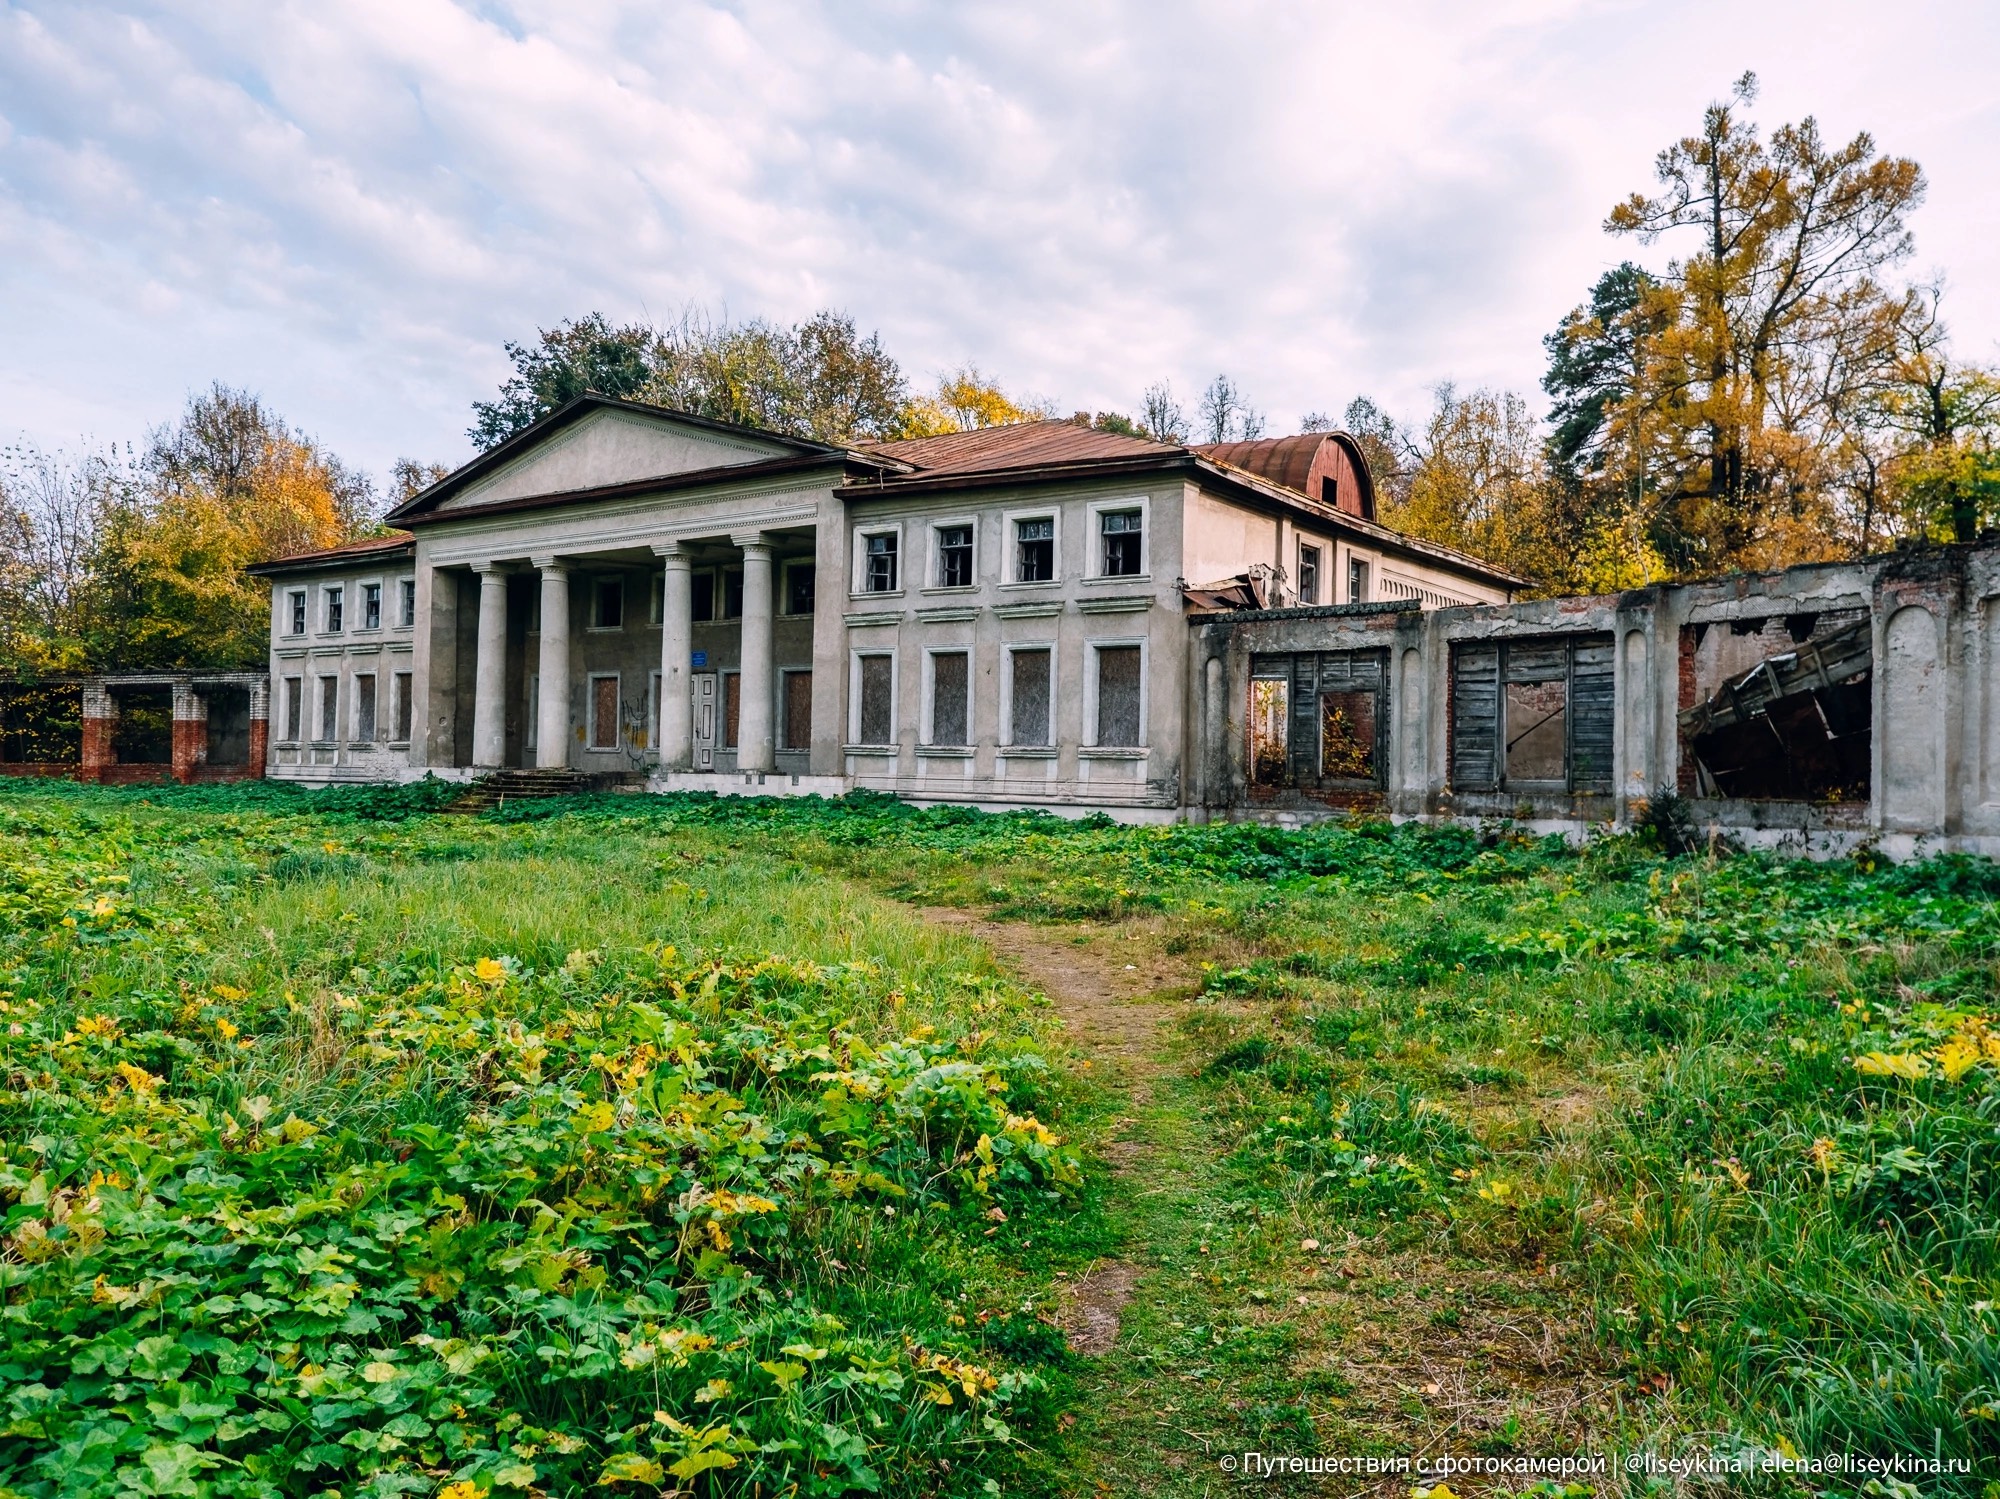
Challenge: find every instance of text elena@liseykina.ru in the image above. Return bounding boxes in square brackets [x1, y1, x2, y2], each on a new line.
[1215, 1450, 1976, 1480]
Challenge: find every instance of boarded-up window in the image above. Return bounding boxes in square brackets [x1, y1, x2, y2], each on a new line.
[1095, 646, 1142, 746]
[930, 652, 969, 745]
[784, 671, 812, 749]
[857, 656, 892, 745]
[1451, 635, 1614, 792]
[283, 677, 302, 741]
[722, 674, 740, 748]
[1009, 649, 1051, 745]
[1250, 677, 1288, 783]
[592, 676, 619, 749]
[318, 676, 338, 741]
[392, 672, 413, 742]
[355, 674, 377, 742]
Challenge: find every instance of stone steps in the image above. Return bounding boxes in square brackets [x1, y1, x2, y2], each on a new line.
[444, 767, 590, 814]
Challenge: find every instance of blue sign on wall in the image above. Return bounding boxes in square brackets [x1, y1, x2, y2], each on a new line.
[691, 651, 708, 667]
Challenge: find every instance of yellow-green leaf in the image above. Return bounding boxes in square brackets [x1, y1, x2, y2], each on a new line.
[596, 1453, 664, 1485]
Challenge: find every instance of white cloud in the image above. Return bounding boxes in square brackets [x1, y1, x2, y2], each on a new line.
[1, 0, 1997, 477]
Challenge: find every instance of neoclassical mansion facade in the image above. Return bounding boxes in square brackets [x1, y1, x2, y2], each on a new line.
[252, 396, 1520, 815]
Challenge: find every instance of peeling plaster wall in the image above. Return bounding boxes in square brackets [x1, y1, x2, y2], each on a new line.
[1195, 544, 2000, 857]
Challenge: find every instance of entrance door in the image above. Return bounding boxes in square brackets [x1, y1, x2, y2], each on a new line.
[692, 672, 718, 770]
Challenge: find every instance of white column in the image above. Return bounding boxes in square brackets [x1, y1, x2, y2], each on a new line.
[470, 563, 508, 768]
[735, 533, 775, 773]
[534, 559, 571, 769]
[655, 543, 694, 771]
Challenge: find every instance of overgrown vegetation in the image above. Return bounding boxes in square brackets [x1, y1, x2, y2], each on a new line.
[5, 781, 1998, 1494]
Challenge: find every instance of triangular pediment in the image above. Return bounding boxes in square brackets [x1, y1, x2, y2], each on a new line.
[431, 404, 799, 513]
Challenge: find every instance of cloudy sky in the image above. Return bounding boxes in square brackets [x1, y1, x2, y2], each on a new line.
[3, 0, 1998, 483]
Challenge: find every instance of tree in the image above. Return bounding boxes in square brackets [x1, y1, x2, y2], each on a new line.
[1197, 374, 1264, 444]
[1340, 397, 1413, 510]
[1871, 285, 2000, 543]
[891, 365, 1050, 438]
[469, 314, 658, 448]
[0, 443, 142, 672]
[1605, 72, 1926, 568]
[1140, 383, 1190, 444]
[392, 459, 454, 506]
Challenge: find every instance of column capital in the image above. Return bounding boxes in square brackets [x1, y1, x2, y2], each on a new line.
[530, 556, 568, 576]
[469, 560, 509, 578]
[731, 531, 775, 557]
[652, 541, 694, 567]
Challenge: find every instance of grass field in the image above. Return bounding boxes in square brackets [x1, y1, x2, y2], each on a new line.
[3, 780, 1998, 1497]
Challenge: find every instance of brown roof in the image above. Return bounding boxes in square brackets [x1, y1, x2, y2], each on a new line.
[863, 420, 1177, 476]
[1194, 434, 1327, 492]
[249, 531, 414, 574]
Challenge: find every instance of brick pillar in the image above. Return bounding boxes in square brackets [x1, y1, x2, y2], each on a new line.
[247, 678, 270, 779]
[171, 682, 207, 784]
[80, 684, 116, 783]
[1675, 625, 1699, 795]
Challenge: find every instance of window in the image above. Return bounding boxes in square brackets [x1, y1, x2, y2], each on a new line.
[392, 672, 412, 742]
[1094, 645, 1143, 746]
[593, 578, 624, 630]
[1250, 677, 1288, 783]
[1321, 476, 1339, 507]
[355, 674, 378, 741]
[287, 591, 307, 635]
[318, 676, 339, 741]
[864, 532, 898, 593]
[283, 677, 302, 741]
[691, 571, 716, 622]
[1347, 557, 1370, 605]
[325, 586, 344, 633]
[783, 670, 812, 748]
[721, 569, 743, 620]
[786, 562, 816, 616]
[399, 579, 416, 628]
[1450, 636, 1614, 793]
[936, 524, 974, 588]
[1250, 650, 1389, 787]
[1015, 517, 1055, 582]
[1008, 648, 1052, 747]
[856, 655, 893, 745]
[590, 675, 620, 749]
[363, 583, 382, 630]
[1298, 544, 1322, 605]
[928, 651, 969, 745]
[721, 672, 740, 748]
[1100, 509, 1143, 576]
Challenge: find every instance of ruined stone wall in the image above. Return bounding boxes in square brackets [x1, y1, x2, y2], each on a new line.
[1192, 543, 2000, 857]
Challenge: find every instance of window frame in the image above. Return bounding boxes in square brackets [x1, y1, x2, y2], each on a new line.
[1347, 554, 1371, 605]
[926, 516, 978, 592]
[360, 579, 383, 631]
[353, 672, 379, 742]
[782, 559, 818, 616]
[286, 590, 307, 637]
[1297, 542, 1323, 606]
[323, 585, 345, 635]
[847, 649, 898, 748]
[1001, 509, 1061, 588]
[921, 646, 974, 748]
[852, 523, 904, 597]
[590, 576, 625, 632]
[390, 670, 413, 744]
[282, 676, 303, 742]
[1001, 642, 1057, 749]
[1082, 636, 1148, 749]
[780, 668, 813, 749]
[1085, 496, 1150, 581]
[398, 577, 417, 629]
[316, 674, 340, 743]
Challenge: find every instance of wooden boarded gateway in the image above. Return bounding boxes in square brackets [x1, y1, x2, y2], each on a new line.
[1449, 634, 1615, 794]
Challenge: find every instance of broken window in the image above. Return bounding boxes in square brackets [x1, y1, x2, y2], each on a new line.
[1450, 635, 1613, 793]
[318, 676, 339, 741]
[930, 651, 969, 745]
[1298, 544, 1321, 605]
[691, 571, 716, 621]
[1347, 558, 1369, 604]
[863, 532, 898, 593]
[1009, 648, 1051, 746]
[1015, 517, 1055, 582]
[283, 677, 302, 741]
[392, 672, 413, 742]
[1094, 645, 1142, 746]
[399, 578, 416, 628]
[593, 578, 623, 629]
[363, 583, 382, 630]
[1249, 649, 1387, 787]
[1250, 676, 1289, 784]
[1679, 613, 1871, 801]
[1100, 510, 1143, 576]
[786, 563, 816, 616]
[288, 590, 307, 635]
[857, 655, 893, 745]
[936, 525, 974, 588]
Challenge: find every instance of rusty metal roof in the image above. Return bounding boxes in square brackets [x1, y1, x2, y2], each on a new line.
[863, 420, 1178, 476]
[248, 531, 414, 574]
[1193, 434, 1327, 492]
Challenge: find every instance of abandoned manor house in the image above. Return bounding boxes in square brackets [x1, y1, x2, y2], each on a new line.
[14, 393, 2000, 857]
